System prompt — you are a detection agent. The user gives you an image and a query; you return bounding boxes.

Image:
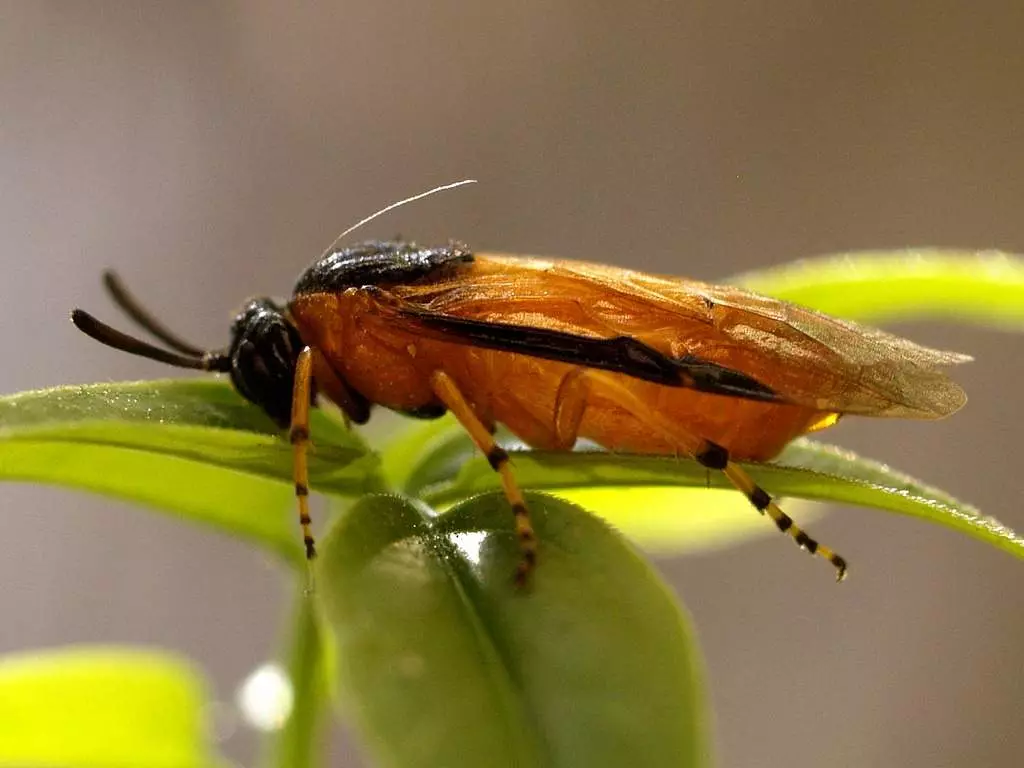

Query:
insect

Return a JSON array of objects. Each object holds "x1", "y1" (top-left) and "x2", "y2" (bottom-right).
[{"x1": 72, "y1": 216, "x2": 969, "y2": 585}]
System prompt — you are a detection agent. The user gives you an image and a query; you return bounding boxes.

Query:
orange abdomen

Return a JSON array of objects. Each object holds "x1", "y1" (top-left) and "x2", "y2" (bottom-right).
[{"x1": 290, "y1": 292, "x2": 830, "y2": 461}]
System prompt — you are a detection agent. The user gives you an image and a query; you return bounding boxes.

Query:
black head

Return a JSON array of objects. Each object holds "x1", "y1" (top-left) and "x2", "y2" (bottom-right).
[
  {"x1": 225, "y1": 298, "x2": 304, "y2": 426},
  {"x1": 71, "y1": 271, "x2": 303, "y2": 428}
]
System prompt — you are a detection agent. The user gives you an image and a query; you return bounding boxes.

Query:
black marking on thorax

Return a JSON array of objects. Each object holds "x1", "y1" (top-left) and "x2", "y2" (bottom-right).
[{"x1": 293, "y1": 240, "x2": 474, "y2": 296}]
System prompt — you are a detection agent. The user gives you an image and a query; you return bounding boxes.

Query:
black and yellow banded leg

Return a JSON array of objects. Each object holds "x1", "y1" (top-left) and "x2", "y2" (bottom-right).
[
  {"x1": 564, "y1": 370, "x2": 848, "y2": 581},
  {"x1": 430, "y1": 370, "x2": 537, "y2": 586},
  {"x1": 290, "y1": 346, "x2": 317, "y2": 588},
  {"x1": 695, "y1": 441, "x2": 848, "y2": 581}
]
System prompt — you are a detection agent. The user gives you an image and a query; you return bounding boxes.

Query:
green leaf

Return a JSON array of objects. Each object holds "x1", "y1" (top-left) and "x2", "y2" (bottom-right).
[
  {"x1": 732, "y1": 248, "x2": 1024, "y2": 328},
  {"x1": 412, "y1": 437, "x2": 1023, "y2": 562},
  {"x1": 379, "y1": 412, "x2": 465, "y2": 490},
  {"x1": 316, "y1": 493, "x2": 709, "y2": 768},
  {"x1": 0, "y1": 647, "x2": 223, "y2": 768},
  {"x1": 391, "y1": 419, "x2": 822, "y2": 552},
  {"x1": 551, "y1": 486, "x2": 825, "y2": 553},
  {"x1": 0, "y1": 380, "x2": 382, "y2": 563}
]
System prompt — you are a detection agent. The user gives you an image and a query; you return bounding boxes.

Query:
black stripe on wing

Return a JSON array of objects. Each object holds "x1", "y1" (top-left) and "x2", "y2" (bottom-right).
[{"x1": 405, "y1": 310, "x2": 783, "y2": 403}]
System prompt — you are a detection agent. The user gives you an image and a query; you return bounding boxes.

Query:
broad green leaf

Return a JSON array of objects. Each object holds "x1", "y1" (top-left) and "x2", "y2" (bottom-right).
[
  {"x1": 317, "y1": 493, "x2": 709, "y2": 768},
  {"x1": 732, "y1": 248, "x2": 1024, "y2": 328},
  {"x1": 0, "y1": 380, "x2": 382, "y2": 563},
  {"x1": 413, "y1": 438, "x2": 1022, "y2": 562},
  {"x1": 0, "y1": 647, "x2": 223, "y2": 768}
]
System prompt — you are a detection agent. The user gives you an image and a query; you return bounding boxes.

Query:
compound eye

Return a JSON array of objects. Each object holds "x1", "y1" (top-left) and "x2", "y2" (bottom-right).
[{"x1": 227, "y1": 299, "x2": 301, "y2": 427}]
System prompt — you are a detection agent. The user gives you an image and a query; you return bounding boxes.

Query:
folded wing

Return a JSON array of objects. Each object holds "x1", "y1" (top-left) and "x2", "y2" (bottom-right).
[{"x1": 386, "y1": 253, "x2": 969, "y2": 419}]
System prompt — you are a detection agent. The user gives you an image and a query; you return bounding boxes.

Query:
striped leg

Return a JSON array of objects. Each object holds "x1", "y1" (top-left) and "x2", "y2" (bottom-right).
[
  {"x1": 430, "y1": 370, "x2": 537, "y2": 586},
  {"x1": 695, "y1": 441, "x2": 848, "y2": 581},
  {"x1": 290, "y1": 346, "x2": 317, "y2": 588},
  {"x1": 579, "y1": 371, "x2": 848, "y2": 581}
]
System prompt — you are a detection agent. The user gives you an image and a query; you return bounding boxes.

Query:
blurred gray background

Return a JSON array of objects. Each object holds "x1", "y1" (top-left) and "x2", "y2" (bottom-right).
[{"x1": 1, "y1": 3, "x2": 1022, "y2": 766}]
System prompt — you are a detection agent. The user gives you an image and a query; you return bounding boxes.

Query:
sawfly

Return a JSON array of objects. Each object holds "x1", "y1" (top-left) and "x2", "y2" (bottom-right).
[{"x1": 72, "y1": 186, "x2": 968, "y2": 584}]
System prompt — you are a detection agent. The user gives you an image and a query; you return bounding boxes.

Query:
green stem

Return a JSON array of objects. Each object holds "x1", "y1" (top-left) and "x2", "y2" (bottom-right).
[{"x1": 262, "y1": 588, "x2": 327, "y2": 768}]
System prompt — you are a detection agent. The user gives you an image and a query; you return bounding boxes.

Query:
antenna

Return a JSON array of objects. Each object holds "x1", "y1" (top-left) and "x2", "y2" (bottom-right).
[
  {"x1": 320, "y1": 178, "x2": 477, "y2": 258},
  {"x1": 71, "y1": 309, "x2": 228, "y2": 371},
  {"x1": 102, "y1": 270, "x2": 206, "y2": 356}
]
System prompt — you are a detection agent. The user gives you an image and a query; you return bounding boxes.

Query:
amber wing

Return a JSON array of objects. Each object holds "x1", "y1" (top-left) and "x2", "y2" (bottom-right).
[{"x1": 380, "y1": 254, "x2": 969, "y2": 419}]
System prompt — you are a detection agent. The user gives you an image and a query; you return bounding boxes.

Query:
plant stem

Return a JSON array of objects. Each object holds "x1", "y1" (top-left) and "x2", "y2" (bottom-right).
[{"x1": 262, "y1": 587, "x2": 326, "y2": 768}]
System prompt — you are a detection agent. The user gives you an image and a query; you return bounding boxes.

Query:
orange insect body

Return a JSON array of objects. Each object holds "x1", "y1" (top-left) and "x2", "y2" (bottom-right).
[
  {"x1": 74, "y1": 240, "x2": 969, "y2": 584},
  {"x1": 291, "y1": 291, "x2": 828, "y2": 462},
  {"x1": 290, "y1": 252, "x2": 964, "y2": 463}
]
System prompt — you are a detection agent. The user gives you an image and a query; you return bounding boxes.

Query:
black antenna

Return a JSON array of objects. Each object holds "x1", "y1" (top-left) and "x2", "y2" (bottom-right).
[
  {"x1": 102, "y1": 270, "x2": 206, "y2": 357},
  {"x1": 71, "y1": 309, "x2": 230, "y2": 372}
]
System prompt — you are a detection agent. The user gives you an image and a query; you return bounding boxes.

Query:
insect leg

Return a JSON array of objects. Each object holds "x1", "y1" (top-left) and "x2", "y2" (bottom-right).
[
  {"x1": 553, "y1": 367, "x2": 590, "y2": 449},
  {"x1": 429, "y1": 370, "x2": 537, "y2": 586},
  {"x1": 706, "y1": 452, "x2": 848, "y2": 581},
  {"x1": 582, "y1": 371, "x2": 848, "y2": 580},
  {"x1": 308, "y1": 347, "x2": 371, "y2": 428},
  {"x1": 290, "y1": 346, "x2": 318, "y2": 587}
]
